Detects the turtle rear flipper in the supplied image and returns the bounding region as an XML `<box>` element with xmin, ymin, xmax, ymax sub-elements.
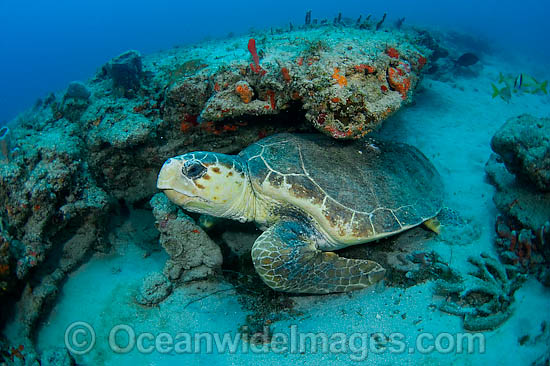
<box><xmin>251</xmin><ymin>221</ymin><xmax>386</xmax><ymax>294</ymax></box>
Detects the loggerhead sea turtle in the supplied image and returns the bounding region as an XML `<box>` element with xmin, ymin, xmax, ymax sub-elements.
<box><xmin>157</xmin><ymin>133</ymin><xmax>443</xmax><ymax>294</ymax></box>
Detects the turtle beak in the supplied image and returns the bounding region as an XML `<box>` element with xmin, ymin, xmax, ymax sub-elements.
<box><xmin>162</xmin><ymin>188</ymin><xmax>195</xmax><ymax>206</ymax></box>
<box><xmin>157</xmin><ymin>158</ymin><xmax>179</xmax><ymax>190</ymax></box>
<box><xmin>157</xmin><ymin>158</ymin><xmax>199</xmax><ymax>206</ymax></box>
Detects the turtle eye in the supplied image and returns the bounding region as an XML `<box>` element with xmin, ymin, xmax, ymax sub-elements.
<box><xmin>182</xmin><ymin>160</ymin><xmax>207</xmax><ymax>179</ymax></box>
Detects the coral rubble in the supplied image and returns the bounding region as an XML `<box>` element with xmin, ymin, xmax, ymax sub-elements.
<box><xmin>435</xmin><ymin>253</ymin><xmax>525</xmax><ymax>331</ymax></box>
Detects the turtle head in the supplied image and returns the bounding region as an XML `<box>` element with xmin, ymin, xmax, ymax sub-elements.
<box><xmin>157</xmin><ymin>152</ymin><xmax>252</xmax><ymax>220</ymax></box>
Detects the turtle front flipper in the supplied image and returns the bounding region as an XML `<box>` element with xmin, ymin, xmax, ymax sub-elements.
<box><xmin>251</xmin><ymin>221</ymin><xmax>386</xmax><ymax>294</ymax></box>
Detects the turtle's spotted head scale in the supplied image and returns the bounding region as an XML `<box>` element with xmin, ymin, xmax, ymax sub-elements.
<box><xmin>157</xmin><ymin>152</ymin><xmax>255</xmax><ymax>222</ymax></box>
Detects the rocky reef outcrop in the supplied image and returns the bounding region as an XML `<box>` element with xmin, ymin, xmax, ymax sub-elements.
<box><xmin>161</xmin><ymin>28</ymin><xmax>428</xmax><ymax>139</ymax></box>
<box><xmin>491</xmin><ymin>114</ymin><xmax>550</xmax><ymax>192</ymax></box>
<box><xmin>0</xmin><ymin>114</ymin><xmax>111</xmax><ymax>307</ymax></box>
<box><xmin>486</xmin><ymin>114</ymin><xmax>550</xmax><ymax>286</ymax></box>
<box><xmin>150</xmin><ymin>194</ymin><xmax>222</xmax><ymax>285</ymax></box>
<box><xmin>101</xmin><ymin>50</ymin><xmax>143</xmax><ymax>98</ymax></box>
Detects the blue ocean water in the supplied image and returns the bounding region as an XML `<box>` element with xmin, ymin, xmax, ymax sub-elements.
<box><xmin>0</xmin><ymin>0</ymin><xmax>549</xmax><ymax>123</ymax></box>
